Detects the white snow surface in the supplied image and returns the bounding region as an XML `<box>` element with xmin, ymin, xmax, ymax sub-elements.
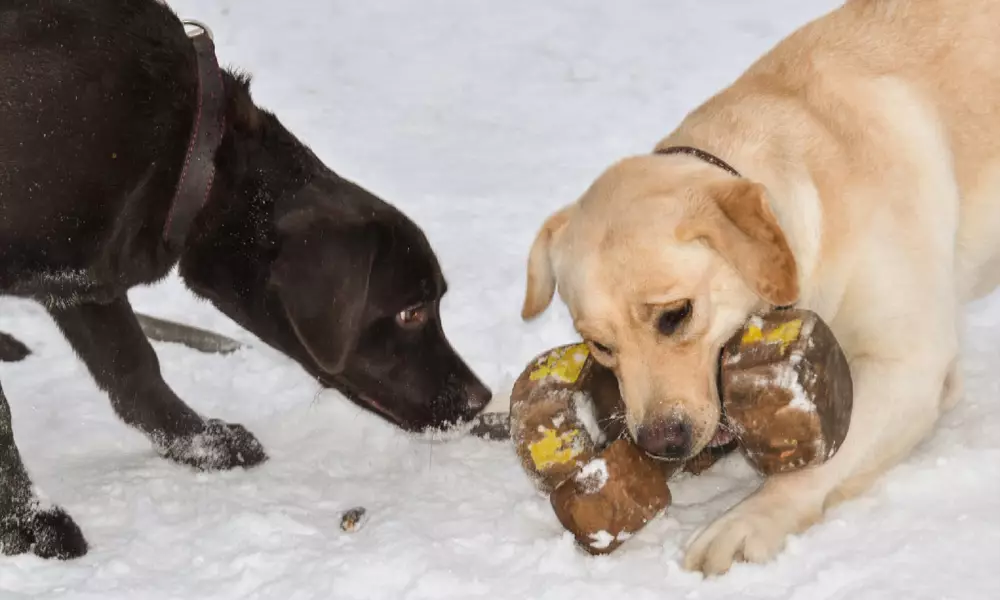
<box><xmin>2</xmin><ymin>0</ymin><xmax>1000</xmax><ymax>598</ymax></box>
<box><xmin>572</xmin><ymin>391</ymin><xmax>606</xmax><ymax>447</ymax></box>
<box><xmin>588</xmin><ymin>530</ymin><xmax>615</xmax><ymax>551</ymax></box>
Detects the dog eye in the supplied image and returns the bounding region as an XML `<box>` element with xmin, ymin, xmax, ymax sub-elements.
<box><xmin>395</xmin><ymin>304</ymin><xmax>429</xmax><ymax>329</ymax></box>
<box><xmin>657</xmin><ymin>300</ymin><xmax>692</xmax><ymax>336</ymax></box>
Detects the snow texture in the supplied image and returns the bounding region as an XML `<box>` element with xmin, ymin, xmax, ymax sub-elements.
<box><xmin>589</xmin><ymin>530</ymin><xmax>615</xmax><ymax>550</ymax></box>
<box><xmin>772</xmin><ymin>364</ymin><xmax>816</xmax><ymax>413</ymax></box>
<box><xmin>575</xmin><ymin>458</ymin><xmax>609</xmax><ymax>494</ymax></box>
<box><xmin>572</xmin><ymin>391</ymin><xmax>607</xmax><ymax>447</ymax></box>
<box><xmin>1</xmin><ymin>0</ymin><xmax>999</xmax><ymax>598</ymax></box>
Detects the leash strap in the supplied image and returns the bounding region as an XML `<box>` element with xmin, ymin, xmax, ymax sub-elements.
<box><xmin>163</xmin><ymin>22</ymin><xmax>226</xmax><ymax>251</ymax></box>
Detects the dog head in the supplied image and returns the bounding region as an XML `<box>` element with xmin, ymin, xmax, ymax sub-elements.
<box><xmin>181</xmin><ymin>75</ymin><xmax>490</xmax><ymax>432</ymax></box>
<box><xmin>520</xmin><ymin>154</ymin><xmax>797</xmax><ymax>460</ymax></box>
<box><xmin>266</xmin><ymin>176</ymin><xmax>492</xmax><ymax>432</ymax></box>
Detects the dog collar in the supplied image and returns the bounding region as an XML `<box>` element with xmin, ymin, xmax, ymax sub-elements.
<box><xmin>656</xmin><ymin>145</ymin><xmax>796</xmax><ymax>312</ymax></box>
<box><xmin>654</xmin><ymin>145</ymin><xmax>742</xmax><ymax>179</ymax></box>
<box><xmin>163</xmin><ymin>20</ymin><xmax>226</xmax><ymax>251</ymax></box>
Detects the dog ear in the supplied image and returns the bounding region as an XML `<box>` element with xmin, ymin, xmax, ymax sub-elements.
<box><xmin>677</xmin><ymin>180</ymin><xmax>799</xmax><ymax>306</ymax></box>
<box><xmin>521</xmin><ymin>205</ymin><xmax>575</xmax><ymax>320</ymax></box>
<box><xmin>270</xmin><ymin>215</ymin><xmax>377</xmax><ymax>375</ymax></box>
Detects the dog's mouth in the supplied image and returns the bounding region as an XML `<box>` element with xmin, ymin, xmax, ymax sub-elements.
<box><xmin>707</xmin><ymin>345</ymin><xmax>736</xmax><ymax>448</ymax></box>
<box><xmin>311</xmin><ymin>369</ymin><xmax>406</xmax><ymax>427</ymax></box>
<box><xmin>707</xmin><ymin>419</ymin><xmax>736</xmax><ymax>447</ymax></box>
<box><xmin>353</xmin><ymin>391</ymin><xmax>401</xmax><ymax>423</ymax></box>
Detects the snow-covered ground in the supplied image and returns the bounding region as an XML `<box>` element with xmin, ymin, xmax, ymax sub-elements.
<box><xmin>3</xmin><ymin>0</ymin><xmax>999</xmax><ymax>598</ymax></box>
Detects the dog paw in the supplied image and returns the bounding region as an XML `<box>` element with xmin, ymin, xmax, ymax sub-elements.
<box><xmin>1</xmin><ymin>505</ymin><xmax>88</xmax><ymax>560</ymax></box>
<box><xmin>0</xmin><ymin>332</ymin><xmax>30</xmax><ymax>363</ymax></box>
<box><xmin>29</xmin><ymin>507</ymin><xmax>89</xmax><ymax>559</ymax></box>
<box><xmin>156</xmin><ymin>419</ymin><xmax>268</xmax><ymax>471</ymax></box>
<box><xmin>682</xmin><ymin>488</ymin><xmax>821</xmax><ymax>576</ymax></box>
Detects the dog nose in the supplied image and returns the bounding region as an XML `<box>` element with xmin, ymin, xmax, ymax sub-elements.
<box><xmin>635</xmin><ymin>417</ymin><xmax>691</xmax><ymax>459</ymax></box>
<box><xmin>463</xmin><ymin>380</ymin><xmax>492</xmax><ymax>414</ymax></box>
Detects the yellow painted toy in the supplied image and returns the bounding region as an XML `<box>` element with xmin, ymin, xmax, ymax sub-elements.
<box><xmin>528</xmin><ymin>343</ymin><xmax>589</xmax><ymax>383</ymax></box>
<box><xmin>528</xmin><ymin>427</ymin><xmax>584</xmax><ymax>470</ymax></box>
<box><xmin>740</xmin><ymin>317</ymin><xmax>803</xmax><ymax>354</ymax></box>
<box><xmin>506</xmin><ymin>308</ymin><xmax>854</xmax><ymax>557</ymax></box>
<box><xmin>509</xmin><ymin>343</ymin><xmax>606</xmax><ymax>494</ymax></box>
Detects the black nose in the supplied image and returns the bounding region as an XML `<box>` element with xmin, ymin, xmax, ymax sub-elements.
<box><xmin>462</xmin><ymin>380</ymin><xmax>491</xmax><ymax>416</ymax></box>
<box><xmin>635</xmin><ymin>417</ymin><xmax>692</xmax><ymax>459</ymax></box>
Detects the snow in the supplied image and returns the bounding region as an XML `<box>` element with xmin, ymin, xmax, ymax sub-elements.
<box><xmin>1</xmin><ymin>0</ymin><xmax>999</xmax><ymax>598</ymax></box>
<box><xmin>773</xmin><ymin>364</ymin><xmax>816</xmax><ymax>413</ymax></box>
<box><xmin>572</xmin><ymin>391</ymin><xmax>607</xmax><ymax>447</ymax></box>
<box><xmin>589</xmin><ymin>530</ymin><xmax>615</xmax><ymax>551</ymax></box>
<box><xmin>575</xmin><ymin>458</ymin><xmax>609</xmax><ymax>494</ymax></box>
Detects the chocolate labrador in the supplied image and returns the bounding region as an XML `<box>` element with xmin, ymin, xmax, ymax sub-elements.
<box><xmin>0</xmin><ymin>0</ymin><xmax>489</xmax><ymax>559</ymax></box>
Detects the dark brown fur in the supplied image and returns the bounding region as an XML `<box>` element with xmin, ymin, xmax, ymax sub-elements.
<box><xmin>0</xmin><ymin>0</ymin><xmax>489</xmax><ymax>559</ymax></box>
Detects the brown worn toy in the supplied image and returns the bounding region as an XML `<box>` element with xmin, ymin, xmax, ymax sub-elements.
<box><xmin>720</xmin><ymin>308</ymin><xmax>853</xmax><ymax>475</ymax></box>
<box><xmin>509</xmin><ymin>343</ymin><xmax>629</xmax><ymax>493</ymax></box>
<box><xmin>510</xmin><ymin>308</ymin><xmax>853</xmax><ymax>555</ymax></box>
<box><xmin>550</xmin><ymin>439</ymin><xmax>681</xmax><ymax>554</ymax></box>
<box><xmin>508</xmin><ymin>342</ymin><xmax>735</xmax><ymax>554</ymax></box>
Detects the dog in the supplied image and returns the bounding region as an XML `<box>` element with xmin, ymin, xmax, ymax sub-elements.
<box><xmin>521</xmin><ymin>0</ymin><xmax>1000</xmax><ymax>575</ymax></box>
<box><xmin>0</xmin><ymin>0</ymin><xmax>489</xmax><ymax>559</ymax></box>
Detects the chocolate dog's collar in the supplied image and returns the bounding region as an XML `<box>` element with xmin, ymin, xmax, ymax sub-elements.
<box><xmin>654</xmin><ymin>145</ymin><xmax>742</xmax><ymax>179</ymax></box>
<box><xmin>163</xmin><ymin>20</ymin><xmax>226</xmax><ymax>251</ymax></box>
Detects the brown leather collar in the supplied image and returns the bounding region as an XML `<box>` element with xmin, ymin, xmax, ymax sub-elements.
<box><xmin>654</xmin><ymin>145</ymin><xmax>741</xmax><ymax>178</ymax></box>
<box><xmin>164</xmin><ymin>21</ymin><xmax>226</xmax><ymax>251</ymax></box>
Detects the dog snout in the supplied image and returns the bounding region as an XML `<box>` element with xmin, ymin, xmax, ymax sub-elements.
<box><xmin>635</xmin><ymin>416</ymin><xmax>692</xmax><ymax>459</ymax></box>
<box><xmin>463</xmin><ymin>379</ymin><xmax>492</xmax><ymax>415</ymax></box>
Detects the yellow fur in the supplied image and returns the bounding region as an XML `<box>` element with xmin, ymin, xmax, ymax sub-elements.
<box><xmin>521</xmin><ymin>0</ymin><xmax>1000</xmax><ymax>575</ymax></box>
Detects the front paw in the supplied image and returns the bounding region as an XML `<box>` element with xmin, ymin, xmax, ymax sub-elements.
<box><xmin>155</xmin><ymin>419</ymin><xmax>268</xmax><ymax>471</ymax></box>
<box><xmin>1</xmin><ymin>505</ymin><xmax>88</xmax><ymax>560</ymax></box>
<box><xmin>683</xmin><ymin>487</ymin><xmax>822</xmax><ymax>576</ymax></box>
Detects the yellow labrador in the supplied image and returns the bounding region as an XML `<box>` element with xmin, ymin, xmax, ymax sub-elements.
<box><xmin>520</xmin><ymin>0</ymin><xmax>1000</xmax><ymax>575</ymax></box>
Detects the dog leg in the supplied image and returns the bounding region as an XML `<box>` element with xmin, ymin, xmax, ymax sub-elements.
<box><xmin>939</xmin><ymin>356</ymin><xmax>963</xmax><ymax>412</ymax></box>
<box><xmin>0</xmin><ymin>380</ymin><xmax>87</xmax><ymax>559</ymax></box>
<box><xmin>683</xmin><ymin>348</ymin><xmax>951</xmax><ymax>575</ymax></box>
<box><xmin>48</xmin><ymin>297</ymin><xmax>267</xmax><ymax>471</ymax></box>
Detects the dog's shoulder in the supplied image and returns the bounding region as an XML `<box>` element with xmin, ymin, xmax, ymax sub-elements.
<box><xmin>0</xmin><ymin>0</ymin><xmax>202</xmax><ymax>299</ymax></box>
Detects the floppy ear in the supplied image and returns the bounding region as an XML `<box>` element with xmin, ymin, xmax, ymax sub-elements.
<box><xmin>270</xmin><ymin>218</ymin><xmax>377</xmax><ymax>374</ymax></box>
<box><xmin>521</xmin><ymin>205</ymin><xmax>574</xmax><ymax>320</ymax></box>
<box><xmin>676</xmin><ymin>180</ymin><xmax>799</xmax><ymax>306</ymax></box>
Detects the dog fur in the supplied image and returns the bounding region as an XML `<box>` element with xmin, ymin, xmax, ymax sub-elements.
<box><xmin>522</xmin><ymin>0</ymin><xmax>1000</xmax><ymax>575</ymax></box>
<box><xmin>1</xmin><ymin>0</ymin><xmax>488</xmax><ymax>558</ymax></box>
